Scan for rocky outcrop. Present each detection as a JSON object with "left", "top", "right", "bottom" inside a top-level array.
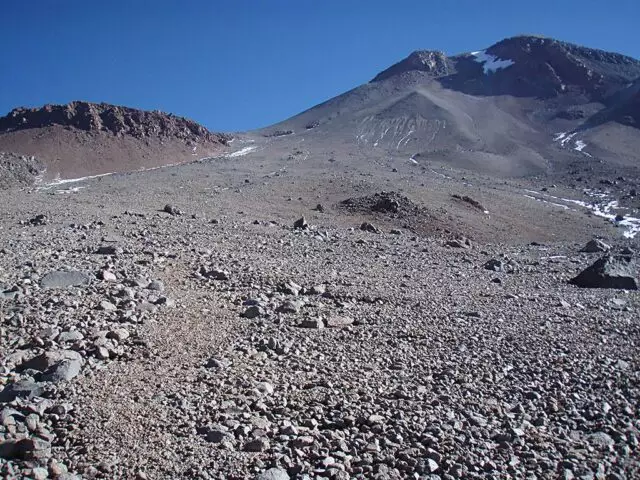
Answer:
[{"left": 0, "top": 101, "right": 231, "bottom": 144}]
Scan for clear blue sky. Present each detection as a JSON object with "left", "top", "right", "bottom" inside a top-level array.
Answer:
[{"left": 2, "top": 1, "right": 639, "bottom": 132}]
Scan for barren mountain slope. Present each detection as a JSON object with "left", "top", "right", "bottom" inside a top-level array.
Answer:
[{"left": 264, "top": 35, "right": 640, "bottom": 177}]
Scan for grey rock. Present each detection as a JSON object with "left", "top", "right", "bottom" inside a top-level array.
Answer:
[
  {"left": 256, "top": 468, "right": 290, "bottom": 480},
  {"left": 360, "top": 222, "right": 380, "bottom": 233},
  {"left": 21, "top": 350, "right": 83, "bottom": 372},
  {"left": 206, "top": 429, "right": 231, "bottom": 444},
  {"left": 0, "top": 380, "right": 44, "bottom": 402},
  {"left": 244, "top": 438, "right": 270, "bottom": 452},
  {"left": 484, "top": 258, "right": 518, "bottom": 273},
  {"left": 100, "top": 270, "right": 117, "bottom": 282},
  {"left": 580, "top": 239, "right": 611, "bottom": 253},
  {"left": 309, "top": 284, "right": 326, "bottom": 295},
  {"left": 570, "top": 255, "right": 638, "bottom": 290},
  {"left": 279, "top": 281, "right": 303, "bottom": 296},
  {"left": 242, "top": 305, "right": 264, "bottom": 319},
  {"left": 107, "top": 328, "right": 130, "bottom": 342},
  {"left": 99, "top": 300, "right": 117, "bottom": 311},
  {"left": 446, "top": 237, "right": 472, "bottom": 249},
  {"left": 588, "top": 432, "right": 615, "bottom": 448},
  {"left": 58, "top": 330, "right": 85, "bottom": 343},
  {"left": 200, "top": 267, "right": 230, "bottom": 280},
  {"left": 293, "top": 217, "right": 308, "bottom": 229},
  {"left": 299, "top": 317, "right": 324, "bottom": 329},
  {"left": 326, "top": 315, "right": 354, "bottom": 328},
  {"left": 40, "top": 359, "right": 82, "bottom": 382},
  {"left": 276, "top": 300, "right": 304, "bottom": 314},
  {"left": 148, "top": 280, "right": 165, "bottom": 291},
  {"left": 163, "top": 204, "right": 181, "bottom": 215},
  {"left": 40, "top": 271, "right": 90, "bottom": 289},
  {"left": 96, "top": 245, "right": 122, "bottom": 255}
]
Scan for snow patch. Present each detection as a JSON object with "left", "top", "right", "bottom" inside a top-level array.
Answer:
[
  {"left": 471, "top": 50, "right": 515, "bottom": 74},
  {"left": 228, "top": 146, "right": 257, "bottom": 158},
  {"left": 525, "top": 188, "right": 640, "bottom": 238}
]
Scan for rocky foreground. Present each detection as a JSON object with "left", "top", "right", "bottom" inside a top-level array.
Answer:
[{"left": 0, "top": 190, "right": 638, "bottom": 480}]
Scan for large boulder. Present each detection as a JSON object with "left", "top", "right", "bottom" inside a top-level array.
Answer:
[
  {"left": 570, "top": 255, "right": 638, "bottom": 290},
  {"left": 19, "top": 350, "right": 84, "bottom": 383},
  {"left": 40, "top": 270, "right": 91, "bottom": 289}
]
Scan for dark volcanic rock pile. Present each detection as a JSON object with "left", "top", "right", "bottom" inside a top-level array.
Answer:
[
  {"left": 0, "top": 102, "right": 231, "bottom": 144},
  {"left": 339, "top": 191, "right": 424, "bottom": 219}
]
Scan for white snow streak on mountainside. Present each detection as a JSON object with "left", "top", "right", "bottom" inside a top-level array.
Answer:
[
  {"left": 228, "top": 146, "right": 257, "bottom": 157},
  {"left": 471, "top": 50, "right": 515, "bottom": 74},
  {"left": 524, "top": 189, "right": 640, "bottom": 238}
]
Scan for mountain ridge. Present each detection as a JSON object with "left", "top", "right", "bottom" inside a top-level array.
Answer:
[{"left": 0, "top": 101, "right": 231, "bottom": 182}]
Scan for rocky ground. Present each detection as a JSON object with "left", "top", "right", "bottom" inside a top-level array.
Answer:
[{"left": 0, "top": 148, "right": 639, "bottom": 479}]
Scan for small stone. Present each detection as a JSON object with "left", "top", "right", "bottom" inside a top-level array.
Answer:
[
  {"left": 206, "top": 429, "right": 230, "bottom": 444},
  {"left": 360, "top": 222, "right": 380, "bottom": 233},
  {"left": 163, "top": 204, "right": 181, "bottom": 215},
  {"left": 107, "top": 329, "right": 130, "bottom": 342},
  {"left": 256, "top": 382, "right": 274, "bottom": 395},
  {"left": 293, "top": 217, "right": 308, "bottom": 230},
  {"left": 326, "top": 315, "right": 354, "bottom": 328},
  {"left": 242, "top": 305, "right": 263, "bottom": 319},
  {"left": 276, "top": 300, "right": 304, "bottom": 314},
  {"left": 57, "top": 330, "right": 85, "bottom": 343},
  {"left": 200, "top": 267, "right": 230, "bottom": 280},
  {"left": 299, "top": 317, "right": 324, "bottom": 329},
  {"left": 256, "top": 468, "right": 290, "bottom": 480},
  {"left": 100, "top": 270, "right": 117, "bottom": 282},
  {"left": 147, "top": 280, "right": 165, "bottom": 291},
  {"left": 99, "top": 300, "right": 117, "bottom": 311},
  {"left": 244, "top": 438, "right": 270, "bottom": 452},
  {"left": 580, "top": 239, "right": 611, "bottom": 253},
  {"left": 96, "top": 245, "right": 122, "bottom": 255},
  {"left": 588, "top": 432, "right": 615, "bottom": 448},
  {"left": 309, "top": 284, "right": 326, "bottom": 295},
  {"left": 32, "top": 467, "right": 49, "bottom": 480},
  {"left": 446, "top": 237, "right": 472, "bottom": 249},
  {"left": 95, "top": 347, "right": 110, "bottom": 360}
]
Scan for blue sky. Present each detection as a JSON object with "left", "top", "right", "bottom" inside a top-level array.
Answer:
[{"left": 2, "top": 1, "right": 639, "bottom": 131}]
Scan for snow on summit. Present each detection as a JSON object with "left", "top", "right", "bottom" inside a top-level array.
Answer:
[{"left": 471, "top": 50, "right": 515, "bottom": 74}]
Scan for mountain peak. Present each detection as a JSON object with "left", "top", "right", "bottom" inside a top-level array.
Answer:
[
  {"left": 372, "top": 50, "right": 450, "bottom": 82},
  {"left": 369, "top": 36, "right": 640, "bottom": 100}
]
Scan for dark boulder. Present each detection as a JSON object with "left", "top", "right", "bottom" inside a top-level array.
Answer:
[
  {"left": 570, "top": 255, "right": 638, "bottom": 290},
  {"left": 580, "top": 239, "right": 611, "bottom": 253}
]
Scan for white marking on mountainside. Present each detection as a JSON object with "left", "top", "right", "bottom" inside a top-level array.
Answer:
[
  {"left": 396, "top": 129, "right": 414, "bottom": 149},
  {"left": 228, "top": 146, "right": 257, "bottom": 157},
  {"left": 574, "top": 140, "right": 592, "bottom": 157},
  {"left": 554, "top": 132, "right": 567, "bottom": 142},
  {"left": 470, "top": 50, "right": 515, "bottom": 74},
  {"left": 553, "top": 132, "right": 592, "bottom": 156}
]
